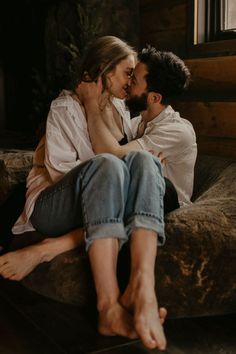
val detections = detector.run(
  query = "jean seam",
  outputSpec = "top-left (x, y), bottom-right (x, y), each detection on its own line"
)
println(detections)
top-left (37, 182), bottom-right (75, 202)
top-left (84, 218), bottom-right (123, 227)
top-left (126, 212), bottom-right (163, 223)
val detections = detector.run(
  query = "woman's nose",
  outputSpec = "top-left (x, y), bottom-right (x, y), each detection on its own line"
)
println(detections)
top-left (127, 76), bottom-right (132, 86)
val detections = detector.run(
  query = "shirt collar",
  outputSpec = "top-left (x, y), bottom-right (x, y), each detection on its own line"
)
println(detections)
top-left (146, 105), bottom-right (174, 126)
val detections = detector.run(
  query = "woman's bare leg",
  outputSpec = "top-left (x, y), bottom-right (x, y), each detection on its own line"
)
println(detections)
top-left (88, 238), bottom-right (137, 339)
top-left (0, 228), bottom-right (84, 281)
top-left (120, 228), bottom-right (167, 350)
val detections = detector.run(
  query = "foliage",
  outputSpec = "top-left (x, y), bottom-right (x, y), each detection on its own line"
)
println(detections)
top-left (31, 0), bottom-right (103, 132)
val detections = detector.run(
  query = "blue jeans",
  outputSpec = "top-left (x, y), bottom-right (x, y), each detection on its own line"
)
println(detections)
top-left (30, 151), bottom-right (166, 250)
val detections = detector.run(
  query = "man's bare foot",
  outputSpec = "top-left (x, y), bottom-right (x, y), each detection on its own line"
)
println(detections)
top-left (120, 277), bottom-right (167, 350)
top-left (98, 302), bottom-right (138, 339)
top-left (0, 242), bottom-right (50, 281)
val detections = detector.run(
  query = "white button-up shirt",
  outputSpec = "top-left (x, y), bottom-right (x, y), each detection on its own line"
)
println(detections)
top-left (13, 91), bottom-right (133, 234)
top-left (132, 106), bottom-right (197, 206)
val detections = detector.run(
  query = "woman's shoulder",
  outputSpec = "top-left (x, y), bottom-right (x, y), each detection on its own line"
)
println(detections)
top-left (50, 90), bottom-right (74, 109)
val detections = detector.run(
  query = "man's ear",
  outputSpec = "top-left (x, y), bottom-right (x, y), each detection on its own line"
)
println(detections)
top-left (148, 92), bottom-right (162, 104)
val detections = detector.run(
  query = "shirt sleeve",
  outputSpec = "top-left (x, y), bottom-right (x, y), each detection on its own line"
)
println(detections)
top-left (44, 104), bottom-right (82, 182)
top-left (136, 123), bottom-right (196, 162)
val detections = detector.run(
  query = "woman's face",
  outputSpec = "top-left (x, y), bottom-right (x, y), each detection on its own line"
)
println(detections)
top-left (106, 54), bottom-right (136, 99)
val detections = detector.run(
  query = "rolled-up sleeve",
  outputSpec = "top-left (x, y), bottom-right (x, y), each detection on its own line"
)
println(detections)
top-left (136, 124), bottom-right (196, 162)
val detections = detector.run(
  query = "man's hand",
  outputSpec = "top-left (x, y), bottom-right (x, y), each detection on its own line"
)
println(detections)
top-left (149, 150), bottom-right (166, 167)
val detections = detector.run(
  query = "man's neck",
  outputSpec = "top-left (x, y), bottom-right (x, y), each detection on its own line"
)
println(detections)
top-left (141, 104), bottom-right (166, 124)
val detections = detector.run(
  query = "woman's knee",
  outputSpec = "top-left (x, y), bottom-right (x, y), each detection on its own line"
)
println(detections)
top-left (80, 153), bottom-right (130, 187)
top-left (124, 150), bottom-right (162, 172)
top-left (93, 153), bottom-right (128, 175)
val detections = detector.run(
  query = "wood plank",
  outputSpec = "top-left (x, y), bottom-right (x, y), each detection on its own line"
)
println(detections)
top-left (196, 136), bottom-right (236, 159)
top-left (185, 56), bottom-right (236, 95)
top-left (0, 286), bottom-right (59, 354)
top-left (140, 1), bottom-right (187, 32)
top-left (174, 101), bottom-right (236, 138)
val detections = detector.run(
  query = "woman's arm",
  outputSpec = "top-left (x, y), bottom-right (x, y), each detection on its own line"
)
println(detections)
top-left (77, 80), bottom-right (142, 159)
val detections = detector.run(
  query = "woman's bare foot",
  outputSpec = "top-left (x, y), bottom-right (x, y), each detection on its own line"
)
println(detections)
top-left (0, 240), bottom-right (53, 281)
top-left (98, 302), bottom-right (138, 339)
top-left (0, 229), bottom-right (85, 281)
top-left (120, 293), bottom-right (167, 325)
top-left (120, 275), bottom-right (167, 350)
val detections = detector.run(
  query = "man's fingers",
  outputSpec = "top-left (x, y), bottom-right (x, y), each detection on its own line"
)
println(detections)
top-left (149, 150), bottom-right (166, 166)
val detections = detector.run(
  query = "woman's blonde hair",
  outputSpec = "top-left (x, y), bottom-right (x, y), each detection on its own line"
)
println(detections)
top-left (78, 36), bottom-right (136, 89)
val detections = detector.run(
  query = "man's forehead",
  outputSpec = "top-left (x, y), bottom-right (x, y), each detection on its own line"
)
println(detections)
top-left (134, 62), bottom-right (148, 78)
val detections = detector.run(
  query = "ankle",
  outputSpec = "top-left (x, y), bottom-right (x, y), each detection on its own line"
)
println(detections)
top-left (36, 239), bottom-right (55, 263)
top-left (130, 269), bottom-right (155, 288)
top-left (97, 295), bottom-right (120, 313)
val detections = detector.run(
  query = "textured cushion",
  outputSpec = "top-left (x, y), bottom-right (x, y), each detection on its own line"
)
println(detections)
top-left (18, 155), bottom-right (236, 318)
top-left (156, 159), bottom-right (236, 317)
top-left (0, 150), bottom-right (33, 205)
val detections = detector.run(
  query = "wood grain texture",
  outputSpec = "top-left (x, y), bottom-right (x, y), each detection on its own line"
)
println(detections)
top-left (185, 56), bottom-right (236, 97)
top-left (174, 101), bottom-right (236, 157)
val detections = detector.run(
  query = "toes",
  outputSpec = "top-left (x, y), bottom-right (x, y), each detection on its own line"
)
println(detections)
top-left (1, 269), bottom-right (13, 279)
top-left (9, 274), bottom-right (21, 281)
top-left (139, 328), bottom-right (157, 349)
top-left (159, 307), bottom-right (167, 324)
top-left (0, 258), bottom-right (8, 268)
top-left (151, 329), bottom-right (167, 351)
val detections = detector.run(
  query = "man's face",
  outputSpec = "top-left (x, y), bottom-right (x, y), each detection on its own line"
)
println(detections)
top-left (125, 62), bottom-right (149, 113)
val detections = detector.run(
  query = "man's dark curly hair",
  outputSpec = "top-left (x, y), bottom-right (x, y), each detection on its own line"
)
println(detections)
top-left (138, 45), bottom-right (191, 105)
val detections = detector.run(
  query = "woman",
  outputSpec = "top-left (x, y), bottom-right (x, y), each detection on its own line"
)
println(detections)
top-left (0, 36), bottom-right (167, 350)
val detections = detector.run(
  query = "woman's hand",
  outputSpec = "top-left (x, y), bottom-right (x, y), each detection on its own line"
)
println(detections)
top-left (75, 76), bottom-right (104, 106)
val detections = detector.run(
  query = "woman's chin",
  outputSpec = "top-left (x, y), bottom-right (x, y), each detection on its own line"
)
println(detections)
top-left (114, 92), bottom-right (127, 100)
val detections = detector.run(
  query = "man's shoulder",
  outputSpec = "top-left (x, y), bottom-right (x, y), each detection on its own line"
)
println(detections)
top-left (158, 107), bottom-right (195, 133)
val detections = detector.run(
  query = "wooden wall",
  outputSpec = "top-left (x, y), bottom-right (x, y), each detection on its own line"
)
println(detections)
top-left (140, 0), bottom-right (236, 158)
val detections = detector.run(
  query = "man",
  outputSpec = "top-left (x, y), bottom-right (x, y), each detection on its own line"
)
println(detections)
top-left (82, 45), bottom-right (197, 210)
top-left (78, 45), bottom-right (197, 350)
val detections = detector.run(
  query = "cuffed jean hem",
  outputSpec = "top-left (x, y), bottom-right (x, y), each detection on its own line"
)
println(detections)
top-left (85, 221), bottom-right (128, 251)
top-left (125, 214), bottom-right (166, 246)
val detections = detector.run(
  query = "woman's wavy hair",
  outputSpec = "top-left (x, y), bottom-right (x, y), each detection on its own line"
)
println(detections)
top-left (75, 35), bottom-right (136, 89)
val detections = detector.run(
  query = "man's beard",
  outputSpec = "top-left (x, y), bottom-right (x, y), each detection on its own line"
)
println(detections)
top-left (125, 93), bottom-right (148, 115)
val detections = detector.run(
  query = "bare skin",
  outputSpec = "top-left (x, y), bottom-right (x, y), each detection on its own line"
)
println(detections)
top-left (88, 231), bottom-right (167, 349)
top-left (120, 228), bottom-right (167, 350)
top-left (0, 228), bottom-right (167, 348)
top-left (0, 229), bottom-right (84, 281)
top-left (88, 237), bottom-right (137, 339)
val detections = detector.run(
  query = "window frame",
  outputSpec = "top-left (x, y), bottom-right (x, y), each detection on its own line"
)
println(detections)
top-left (187, 0), bottom-right (236, 58)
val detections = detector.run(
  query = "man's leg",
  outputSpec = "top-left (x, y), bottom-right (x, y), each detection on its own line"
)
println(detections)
top-left (121, 151), bottom-right (167, 350)
top-left (121, 229), bottom-right (166, 350)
